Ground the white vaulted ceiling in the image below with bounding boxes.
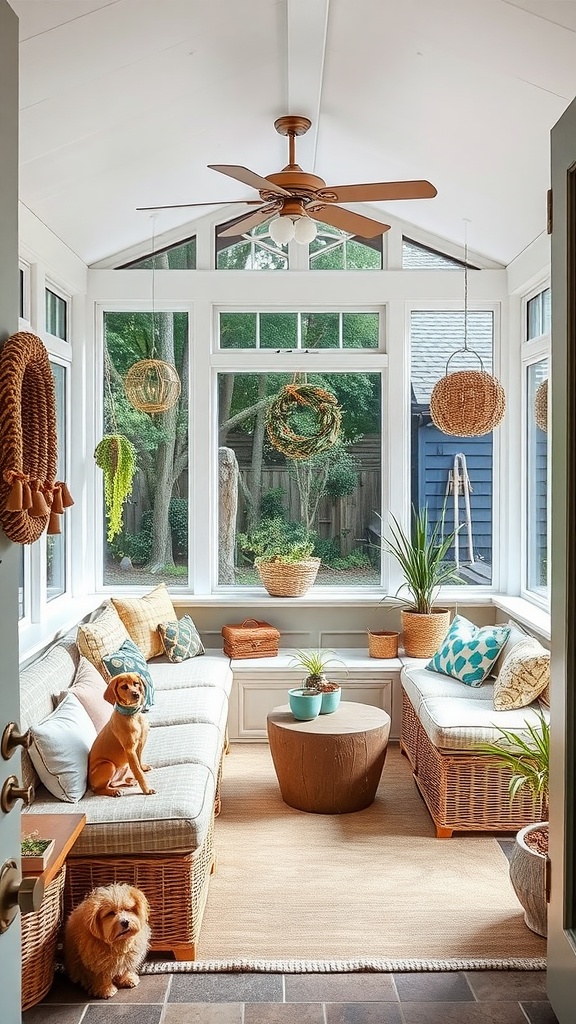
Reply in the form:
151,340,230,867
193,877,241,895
9,0,576,266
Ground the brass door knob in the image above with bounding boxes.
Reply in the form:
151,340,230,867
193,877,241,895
0,860,45,933
1,722,32,761
1,775,35,814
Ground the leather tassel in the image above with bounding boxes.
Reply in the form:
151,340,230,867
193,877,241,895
21,481,32,510
51,484,64,514
59,481,75,508
5,478,23,511
29,482,50,517
48,510,61,535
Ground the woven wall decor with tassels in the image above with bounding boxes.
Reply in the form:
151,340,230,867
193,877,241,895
0,331,74,544
534,378,548,432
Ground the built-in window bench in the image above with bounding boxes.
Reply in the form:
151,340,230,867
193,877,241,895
205,649,402,741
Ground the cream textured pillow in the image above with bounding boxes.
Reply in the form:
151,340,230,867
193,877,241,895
493,637,550,711
29,692,97,802
77,603,131,673
492,620,529,677
111,583,177,660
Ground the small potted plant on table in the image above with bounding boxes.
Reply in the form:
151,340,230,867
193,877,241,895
21,831,55,871
287,649,346,719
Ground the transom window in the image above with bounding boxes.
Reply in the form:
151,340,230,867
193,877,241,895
219,311,380,350
120,236,197,269
45,287,67,340
526,287,551,340
309,224,382,269
216,218,288,269
403,238,466,270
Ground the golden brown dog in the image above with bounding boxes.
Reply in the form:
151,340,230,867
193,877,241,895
63,883,151,998
88,672,155,797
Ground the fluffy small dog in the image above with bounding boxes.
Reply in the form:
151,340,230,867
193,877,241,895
63,883,151,999
89,672,155,797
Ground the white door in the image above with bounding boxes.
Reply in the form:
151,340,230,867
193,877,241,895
548,93,576,1020
0,3,23,1021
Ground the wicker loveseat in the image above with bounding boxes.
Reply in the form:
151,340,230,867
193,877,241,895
400,652,549,838
19,600,232,961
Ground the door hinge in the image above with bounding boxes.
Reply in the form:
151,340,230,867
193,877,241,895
547,189,553,234
546,856,552,902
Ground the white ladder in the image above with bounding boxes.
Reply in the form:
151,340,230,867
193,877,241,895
446,452,474,567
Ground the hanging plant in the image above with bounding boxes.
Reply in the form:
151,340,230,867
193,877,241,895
94,434,137,541
266,383,341,460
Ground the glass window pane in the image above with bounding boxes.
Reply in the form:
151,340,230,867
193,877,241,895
102,311,189,588
301,313,339,348
309,225,382,270
403,238,465,269
45,288,67,340
19,548,24,620
220,312,257,349
47,362,66,600
121,236,196,270
410,310,495,585
260,313,297,349
526,359,549,595
217,371,382,588
527,288,550,340
216,219,288,269
343,313,379,349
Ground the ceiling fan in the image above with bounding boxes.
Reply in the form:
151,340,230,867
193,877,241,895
137,115,437,243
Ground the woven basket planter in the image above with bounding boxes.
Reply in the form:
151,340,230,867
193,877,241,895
401,608,450,658
367,629,399,658
257,557,321,597
430,370,506,437
534,378,548,432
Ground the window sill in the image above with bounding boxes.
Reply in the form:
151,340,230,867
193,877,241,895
491,594,550,641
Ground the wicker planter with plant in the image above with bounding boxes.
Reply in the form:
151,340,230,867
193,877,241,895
478,713,549,936
238,517,320,597
383,505,460,657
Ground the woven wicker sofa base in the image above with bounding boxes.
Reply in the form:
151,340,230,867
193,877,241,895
400,692,545,838
63,815,215,961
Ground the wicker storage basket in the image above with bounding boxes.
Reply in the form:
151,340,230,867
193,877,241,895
257,557,320,597
401,608,450,658
222,618,280,659
21,865,66,1010
367,629,399,658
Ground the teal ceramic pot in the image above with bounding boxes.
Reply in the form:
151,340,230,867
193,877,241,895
320,687,341,714
288,688,322,721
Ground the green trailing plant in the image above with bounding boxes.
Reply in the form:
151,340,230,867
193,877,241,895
288,648,346,693
477,712,549,820
21,832,51,857
238,517,315,565
94,433,137,542
383,505,461,614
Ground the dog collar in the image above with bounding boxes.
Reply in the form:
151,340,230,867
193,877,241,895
114,702,146,717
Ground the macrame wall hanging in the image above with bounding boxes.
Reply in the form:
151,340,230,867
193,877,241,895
266,377,342,460
534,378,548,432
124,218,181,414
430,225,506,437
0,331,74,544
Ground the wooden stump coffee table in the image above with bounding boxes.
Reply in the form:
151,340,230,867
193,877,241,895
267,701,391,813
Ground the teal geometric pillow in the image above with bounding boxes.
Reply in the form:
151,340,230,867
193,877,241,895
102,638,155,709
427,615,510,687
158,615,205,663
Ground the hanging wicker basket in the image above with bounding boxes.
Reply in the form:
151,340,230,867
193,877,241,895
534,378,548,432
257,558,321,597
124,358,181,414
430,355,506,437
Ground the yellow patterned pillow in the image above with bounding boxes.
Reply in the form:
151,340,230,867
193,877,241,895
76,603,131,674
111,583,177,660
493,638,550,711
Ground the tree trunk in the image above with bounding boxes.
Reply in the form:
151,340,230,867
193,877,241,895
246,375,268,530
218,447,239,584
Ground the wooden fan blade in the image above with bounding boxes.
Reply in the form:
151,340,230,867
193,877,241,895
320,180,437,202
136,199,261,211
310,204,391,238
208,164,292,197
219,204,280,237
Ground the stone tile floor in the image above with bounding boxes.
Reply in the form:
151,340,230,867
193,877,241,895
22,969,559,1024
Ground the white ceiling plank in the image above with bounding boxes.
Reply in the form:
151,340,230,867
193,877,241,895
286,0,330,171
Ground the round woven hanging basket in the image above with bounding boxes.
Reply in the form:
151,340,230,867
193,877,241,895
266,383,341,460
124,358,181,414
257,558,321,597
534,378,548,432
367,629,399,659
430,369,506,437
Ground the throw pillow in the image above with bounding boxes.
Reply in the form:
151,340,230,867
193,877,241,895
55,656,113,733
427,614,511,686
76,602,132,674
493,637,550,710
158,614,205,663
492,620,529,677
28,692,97,802
102,638,155,710
111,583,177,660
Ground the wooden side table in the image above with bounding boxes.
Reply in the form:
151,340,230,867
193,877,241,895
21,813,86,1010
267,701,391,813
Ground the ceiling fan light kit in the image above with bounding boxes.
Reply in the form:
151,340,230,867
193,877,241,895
139,115,437,243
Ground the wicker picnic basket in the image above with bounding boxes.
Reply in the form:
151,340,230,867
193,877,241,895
222,618,280,659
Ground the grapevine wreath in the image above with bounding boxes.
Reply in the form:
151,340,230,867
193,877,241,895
266,382,341,460
0,331,74,544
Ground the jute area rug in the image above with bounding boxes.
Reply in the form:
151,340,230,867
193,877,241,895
144,741,546,974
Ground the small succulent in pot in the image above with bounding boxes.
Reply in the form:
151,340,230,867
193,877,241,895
288,648,346,694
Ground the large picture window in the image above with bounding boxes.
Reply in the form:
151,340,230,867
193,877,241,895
47,361,67,601
102,311,189,587
525,360,549,597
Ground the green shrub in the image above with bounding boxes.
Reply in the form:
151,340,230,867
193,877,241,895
260,487,287,521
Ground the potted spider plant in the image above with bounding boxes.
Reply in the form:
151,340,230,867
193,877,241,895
287,648,346,718
477,712,549,936
382,505,461,657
